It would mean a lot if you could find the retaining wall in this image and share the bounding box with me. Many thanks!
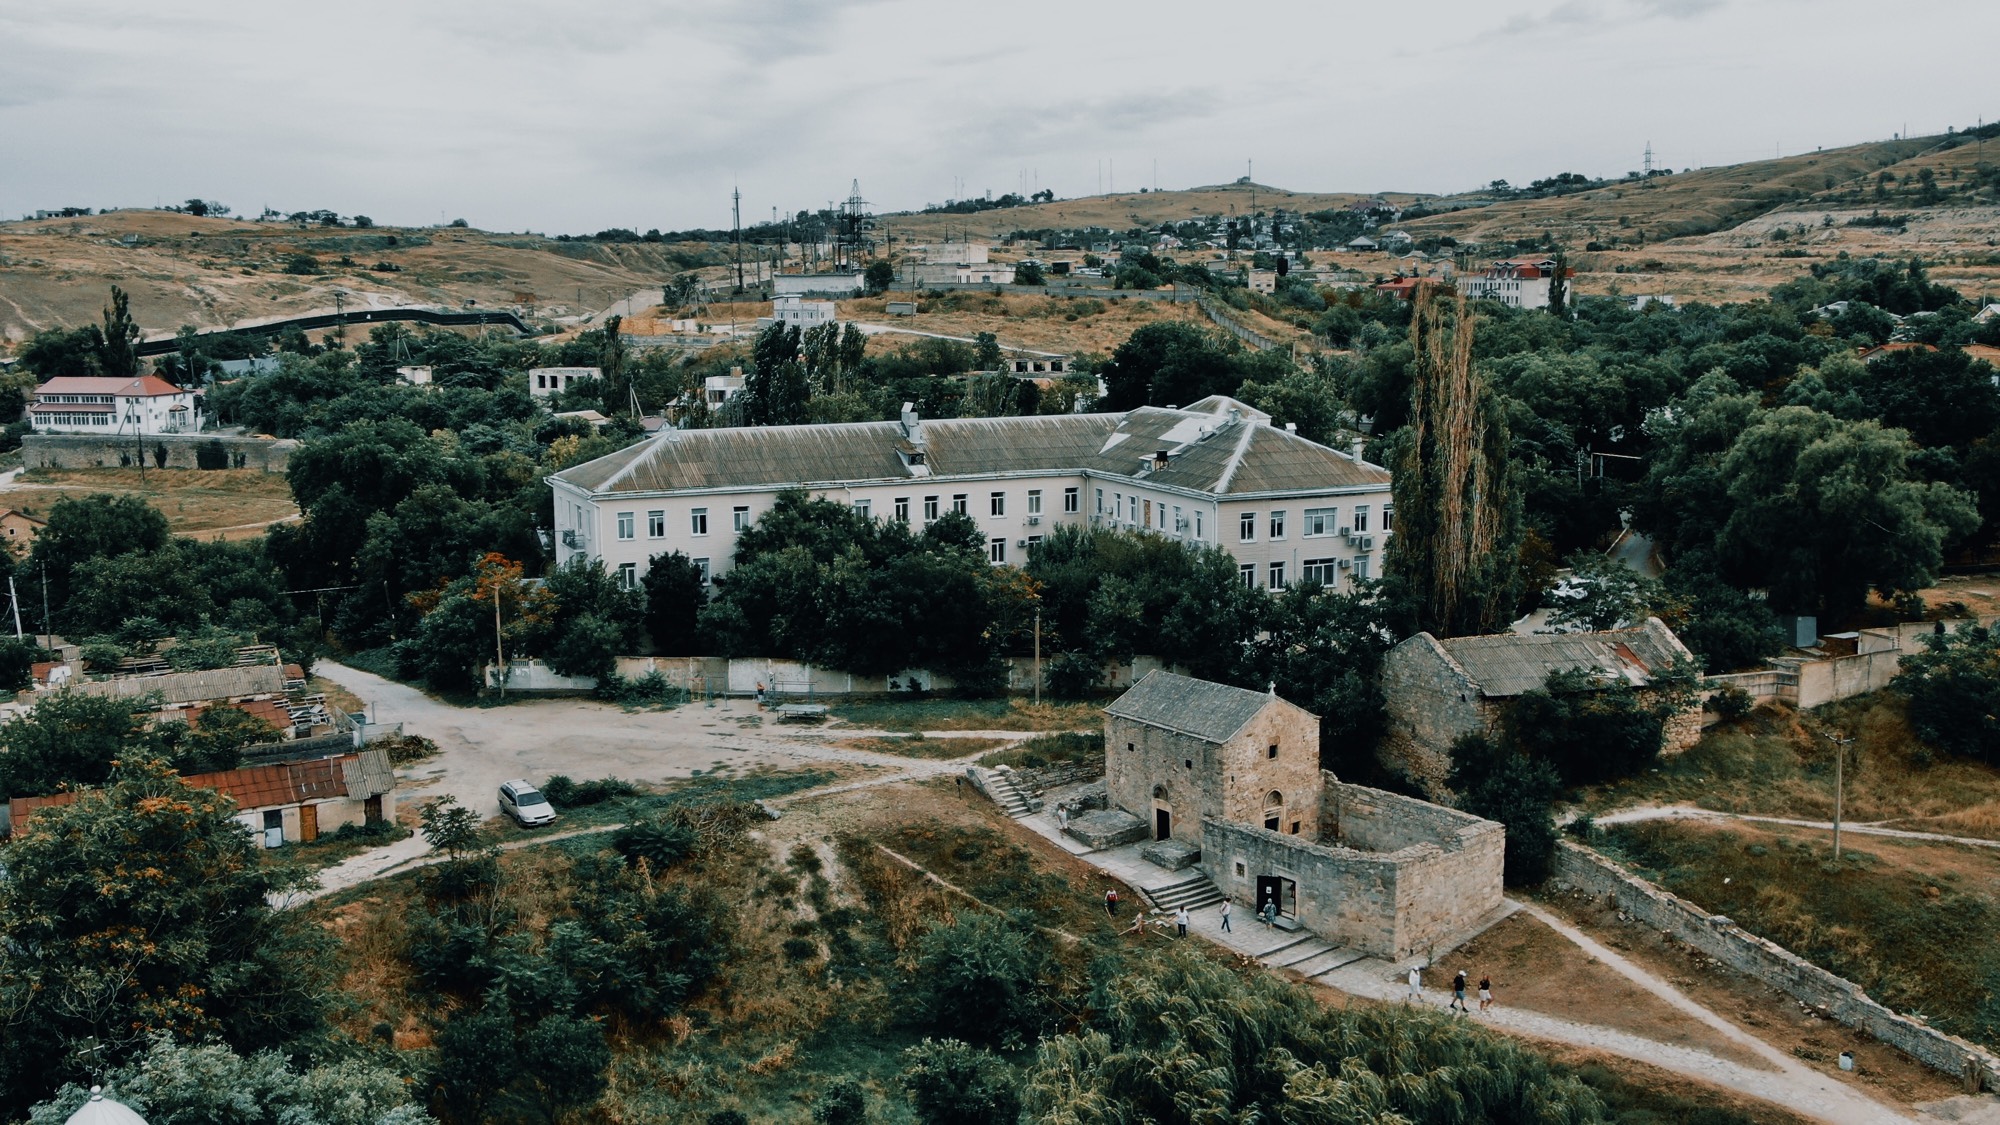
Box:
[22,433,297,472]
[1008,759,1105,796]
[1551,841,2000,1087]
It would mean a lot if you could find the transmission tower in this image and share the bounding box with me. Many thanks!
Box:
[732,187,744,292]
[835,179,871,271]
[1643,141,1654,177]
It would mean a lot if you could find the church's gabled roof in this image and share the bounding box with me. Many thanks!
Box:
[1104,670,1312,743]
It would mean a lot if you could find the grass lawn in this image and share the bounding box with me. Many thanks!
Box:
[830,696,1102,733]
[5,467,297,539]
[979,730,1103,770]
[268,823,412,872]
[1579,695,2000,839]
[837,733,1006,760]
[1592,817,2000,1051]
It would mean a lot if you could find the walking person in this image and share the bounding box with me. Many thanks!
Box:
[1261,898,1278,928]
[1406,965,1423,1004]
[1127,910,1147,938]
[1219,899,1232,932]
[1104,888,1119,918]
[1174,905,1189,938]
[754,681,766,707]
[1449,970,1469,1014]
[1478,975,1493,1012]
[1056,805,1070,833]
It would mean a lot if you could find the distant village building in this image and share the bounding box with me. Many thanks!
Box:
[548,395,1392,591]
[1457,258,1573,310]
[1247,269,1278,294]
[0,508,45,554]
[1344,236,1378,253]
[1095,670,1505,961]
[914,243,1016,285]
[771,295,837,329]
[704,368,745,407]
[395,364,434,385]
[529,366,600,399]
[29,375,201,435]
[215,356,283,378]
[1379,618,1701,792]
[773,272,863,298]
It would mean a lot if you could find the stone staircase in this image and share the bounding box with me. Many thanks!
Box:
[1141,871,1225,913]
[1247,931,1367,980]
[972,768,1034,818]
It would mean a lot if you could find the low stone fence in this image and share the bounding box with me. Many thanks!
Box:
[22,432,297,471]
[1007,759,1104,796]
[1552,840,2000,1088]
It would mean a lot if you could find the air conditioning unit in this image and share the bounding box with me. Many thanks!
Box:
[1015,539,1028,548]
[1026,516,1041,526]
[1336,559,1351,568]
[1357,537,1374,551]
[1338,526,1351,537]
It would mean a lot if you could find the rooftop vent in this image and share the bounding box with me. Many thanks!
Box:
[1153,449,1171,471]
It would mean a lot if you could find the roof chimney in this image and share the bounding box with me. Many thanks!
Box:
[1285,422,1297,433]
[1153,448,1171,471]
[900,402,922,439]
[1350,439,1366,463]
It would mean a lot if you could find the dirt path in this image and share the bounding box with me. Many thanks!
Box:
[1592,804,2000,850]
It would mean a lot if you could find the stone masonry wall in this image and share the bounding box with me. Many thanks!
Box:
[1202,816,1402,956]
[1378,635,1487,795]
[1009,759,1104,796]
[1106,717,1224,848]
[23,433,297,472]
[1219,703,1323,839]
[1552,841,2000,1087]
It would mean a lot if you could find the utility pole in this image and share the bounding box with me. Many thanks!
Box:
[1823,729,1855,863]
[1033,606,1042,706]
[40,565,50,650]
[732,186,744,292]
[7,575,19,638]
[493,581,506,702]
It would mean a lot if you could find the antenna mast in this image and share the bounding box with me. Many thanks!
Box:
[732,186,744,292]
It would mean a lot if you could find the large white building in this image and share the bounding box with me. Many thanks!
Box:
[1457,258,1570,310]
[529,366,601,400]
[770,295,837,329]
[29,375,202,435]
[914,242,1016,286]
[547,396,1393,592]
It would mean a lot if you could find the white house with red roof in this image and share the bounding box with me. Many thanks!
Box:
[28,375,202,435]
[1458,258,1574,311]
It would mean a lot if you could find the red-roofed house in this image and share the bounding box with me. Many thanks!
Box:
[30,375,202,435]
[5,749,396,847]
[1459,258,1575,310]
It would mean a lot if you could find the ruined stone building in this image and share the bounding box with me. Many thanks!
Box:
[1379,617,1702,793]
[1098,670,1504,962]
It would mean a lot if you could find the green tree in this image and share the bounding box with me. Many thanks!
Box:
[973,331,1003,372]
[1260,581,1397,768]
[864,259,896,294]
[539,556,644,680]
[170,705,278,774]
[913,912,1048,1047]
[642,552,708,655]
[1896,622,2000,762]
[741,323,811,425]
[27,493,172,618]
[29,1036,434,1125]
[1544,550,1679,632]
[1014,260,1045,285]
[1714,407,1976,614]
[0,690,153,798]
[1502,667,1693,787]
[899,1038,1019,1125]
[97,285,141,380]
[17,325,107,380]
[428,999,517,1125]
[1448,733,1562,886]
[1385,291,1524,636]
[0,759,327,1114]
[1095,321,1244,411]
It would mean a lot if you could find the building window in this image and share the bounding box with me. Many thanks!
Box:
[924,496,940,521]
[989,492,1005,517]
[690,508,709,536]
[1095,488,1104,514]
[952,494,968,516]
[1064,486,1080,513]
[1027,489,1043,516]
[1269,510,1286,539]
[1268,561,1286,589]
[693,558,710,584]
[1303,507,1336,537]
[1235,861,1246,877]
[1172,505,1183,534]
[1239,511,1256,542]
[1352,505,1370,533]
[1114,493,1124,520]
[854,499,871,519]
[988,538,1006,563]
[894,497,910,522]
[1382,505,1395,531]
[1302,558,1337,587]
[1353,556,1371,581]
[1195,511,1203,539]
[647,510,665,538]
[616,562,637,588]
[616,512,634,541]
[1239,563,1256,588]
[733,506,751,531]
[1268,744,1278,759]
[1027,534,1043,548]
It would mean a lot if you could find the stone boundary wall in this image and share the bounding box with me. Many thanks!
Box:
[22,433,297,472]
[1551,841,2000,1087]
[1008,759,1104,796]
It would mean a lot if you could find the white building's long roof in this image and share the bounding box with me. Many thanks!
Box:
[550,398,1390,499]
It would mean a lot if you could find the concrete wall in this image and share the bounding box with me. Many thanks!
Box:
[1552,842,2000,1088]
[1200,775,1503,961]
[22,432,297,471]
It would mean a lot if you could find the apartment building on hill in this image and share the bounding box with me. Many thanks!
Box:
[546,396,1393,591]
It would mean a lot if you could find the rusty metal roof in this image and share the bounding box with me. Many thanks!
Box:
[6,750,391,835]
[1435,618,1695,698]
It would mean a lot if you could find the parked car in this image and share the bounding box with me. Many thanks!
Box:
[498,779,557,827]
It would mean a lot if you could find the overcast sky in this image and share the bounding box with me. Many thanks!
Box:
[3,0,1994,233]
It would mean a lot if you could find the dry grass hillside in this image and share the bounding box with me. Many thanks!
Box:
[874,181,1416,245]
[0,209,726,344]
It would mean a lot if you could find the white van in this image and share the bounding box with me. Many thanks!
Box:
[498,779,557,827]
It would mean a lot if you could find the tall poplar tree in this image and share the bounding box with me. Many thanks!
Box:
[1386,288,1523,636]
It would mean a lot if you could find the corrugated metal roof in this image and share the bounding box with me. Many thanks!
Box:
[6,751,382,834]
[1105,670,1308,743]
[1437,619,1693,698]
[553,398,1389,498]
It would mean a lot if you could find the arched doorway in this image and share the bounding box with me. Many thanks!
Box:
[1152,784,1172,841]
[1263,790,1284,832]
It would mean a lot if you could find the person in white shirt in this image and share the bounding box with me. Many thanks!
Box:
[1174,905,1190,937]
[1407,965,1423,1003]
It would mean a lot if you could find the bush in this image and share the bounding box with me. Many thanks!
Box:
[1896,622,2000,761]
[1704,684,1753,722]
[899,1038,1019,1125]
[913,912,1047,1047]
[811,1078,867,1125]
[1043,650,1103,699]
[542,774,638,807]
[611,816,698,869]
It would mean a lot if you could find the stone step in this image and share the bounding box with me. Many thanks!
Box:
[1141,873,1224,912]
[1303,951,1370,979]
[1251,933,1316,960]
[1271,941,1339,969]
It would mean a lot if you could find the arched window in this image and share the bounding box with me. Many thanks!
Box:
[1263,790,1284,832]
[1152,784,1169,800]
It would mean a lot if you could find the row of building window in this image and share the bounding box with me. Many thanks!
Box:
[33,413,115,426]
[610,487,1086,542]
[40,394,118,404]
[1239,557,1372,589]
[614,557,711,590]
[1235,505,1389,543]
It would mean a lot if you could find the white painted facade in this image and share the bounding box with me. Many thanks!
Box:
[772,295,837,328]
[529,366,601,399]
[29,376,202,435]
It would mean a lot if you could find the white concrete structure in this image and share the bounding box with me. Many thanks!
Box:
[548,395,1393,594]
[29,375,201,435]
[773,272,863,298]
[1458,258,1569,310]
[704,371,745,406]
[915,243,1014,285]
[529,366,601,399]
[395,364,434,385]
[772,295,837,329]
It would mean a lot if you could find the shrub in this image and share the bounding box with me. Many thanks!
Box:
[611,816,698,869]
[1896,622,2000,761]
[1704,684,1753,722]
[542,774,637,807]
[811,1078,867,1125]
[913,912,1047,1047]
[899,1038,1019,1125]
[1043,650,1103,699]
